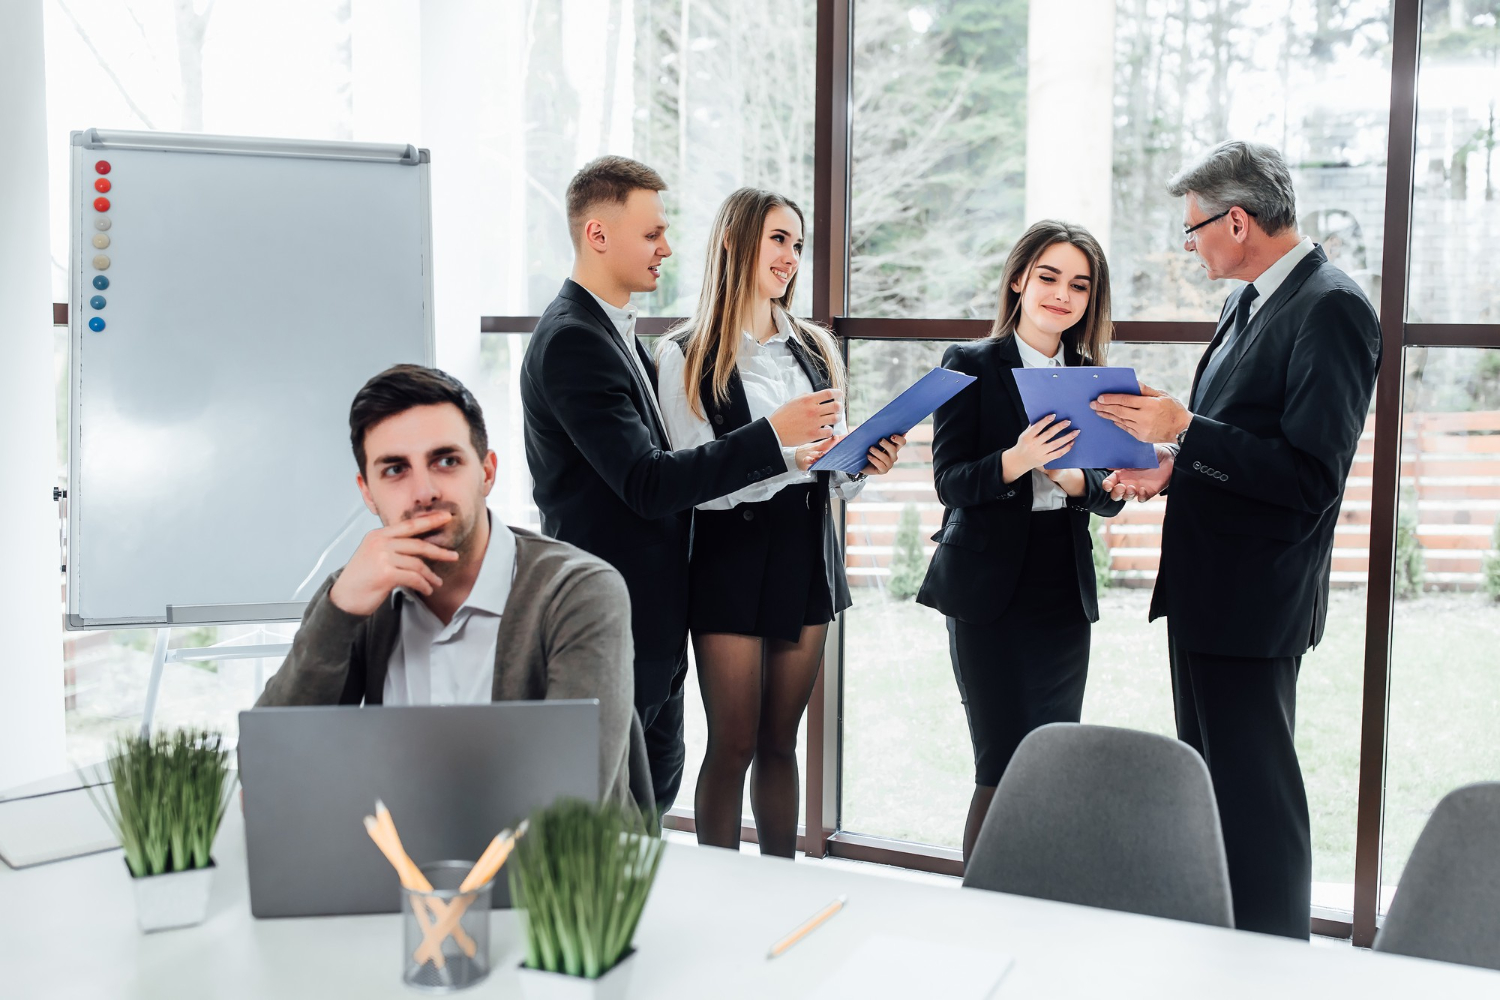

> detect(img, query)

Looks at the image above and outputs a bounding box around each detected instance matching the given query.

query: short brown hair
[349,364,488,475]
[565,155,667,248]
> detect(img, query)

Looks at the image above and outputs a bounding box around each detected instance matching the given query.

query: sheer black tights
[692,625,826,858]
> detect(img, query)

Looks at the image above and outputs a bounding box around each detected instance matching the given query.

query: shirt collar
[395,510,515,618]
[583,287,638,338]
[745,308,795,346]
[1013,332,1066,368]
[1250,235,1315,305]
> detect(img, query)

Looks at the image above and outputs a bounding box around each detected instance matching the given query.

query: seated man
[257,364,651,816]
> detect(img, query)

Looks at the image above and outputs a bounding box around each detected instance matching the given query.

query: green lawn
[838,587,1500,891]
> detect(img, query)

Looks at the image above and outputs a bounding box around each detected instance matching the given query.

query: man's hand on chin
[1091,383,1192,444]
[328,510,459,616]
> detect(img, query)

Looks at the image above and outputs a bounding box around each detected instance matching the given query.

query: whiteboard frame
[64,130,435,629]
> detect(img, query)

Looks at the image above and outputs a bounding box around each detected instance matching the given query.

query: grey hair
[1167,140,1298,236]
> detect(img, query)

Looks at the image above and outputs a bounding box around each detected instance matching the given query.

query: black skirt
[947,508,1090,786]
[688,481,852,642]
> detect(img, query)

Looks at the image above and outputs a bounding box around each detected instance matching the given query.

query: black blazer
[668,332,852,615]
[520,279,785,701]
[917,336,1125,625]
[1150,245,1381,658]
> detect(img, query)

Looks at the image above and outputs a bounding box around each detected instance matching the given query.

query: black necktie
[1194,284,1260,408]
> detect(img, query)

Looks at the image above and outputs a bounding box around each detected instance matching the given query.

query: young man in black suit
[519,156,842,816]
[1092,140,1381,939]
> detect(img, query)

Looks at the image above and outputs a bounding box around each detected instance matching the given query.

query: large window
[1382,347,1500,905]
[478,1,817,318]
[848,0,1392,321]
[1409,6,1500,322]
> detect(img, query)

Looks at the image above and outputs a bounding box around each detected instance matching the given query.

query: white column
[416,0,506,389]
[1024,0,1115,250]
[0,0,67,788]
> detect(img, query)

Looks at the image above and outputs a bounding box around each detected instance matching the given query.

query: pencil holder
[401,861,493,993]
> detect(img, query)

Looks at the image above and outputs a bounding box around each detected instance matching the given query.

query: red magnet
[94,178,111,193]
[93,196,111,212]
[95,160,111,175]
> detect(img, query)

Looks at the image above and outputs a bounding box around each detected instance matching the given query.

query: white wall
[1024,0,1115,249]
[0,0,67,788]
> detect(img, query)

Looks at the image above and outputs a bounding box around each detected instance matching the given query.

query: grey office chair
[1374,782,1500,971]
[961,723,1233,928]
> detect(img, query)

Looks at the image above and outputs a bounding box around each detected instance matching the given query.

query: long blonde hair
[991,220,1113,366]
[671,188,845,419]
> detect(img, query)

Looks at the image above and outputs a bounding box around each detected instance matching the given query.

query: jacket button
[713,414,724,425]
[743,509,754,521]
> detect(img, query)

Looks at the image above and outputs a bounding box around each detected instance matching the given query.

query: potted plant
[510,799,665,999]
[84,728,237,932]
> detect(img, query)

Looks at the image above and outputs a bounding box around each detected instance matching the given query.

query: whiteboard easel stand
[140,630,293,740]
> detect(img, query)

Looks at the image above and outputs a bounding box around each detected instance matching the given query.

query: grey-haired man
[1092,141,1381,938]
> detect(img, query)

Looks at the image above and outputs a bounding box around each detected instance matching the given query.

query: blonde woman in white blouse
[657,188,905,856]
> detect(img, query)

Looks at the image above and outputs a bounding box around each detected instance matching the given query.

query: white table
[2,808,1496,999]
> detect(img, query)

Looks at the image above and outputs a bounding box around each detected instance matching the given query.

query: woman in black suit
[656,188,905,856]
[916,220,1126,863]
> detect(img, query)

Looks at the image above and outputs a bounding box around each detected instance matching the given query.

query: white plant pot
[517,949,636,1000]
[129,859,215,933]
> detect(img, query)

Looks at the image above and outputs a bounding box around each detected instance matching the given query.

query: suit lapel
[361,594,404,704]
[1195,247,1326,414]
[993,335,1033,427]
[1189,297,1238,405]
[558,279,670,448]
[786,335,832,393]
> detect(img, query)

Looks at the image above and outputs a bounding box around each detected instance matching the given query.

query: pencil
[767,895,847,959]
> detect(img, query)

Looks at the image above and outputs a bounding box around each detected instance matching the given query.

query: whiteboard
[66,129,433,628]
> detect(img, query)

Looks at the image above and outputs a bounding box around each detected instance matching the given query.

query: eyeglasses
[1183,207,1257,243]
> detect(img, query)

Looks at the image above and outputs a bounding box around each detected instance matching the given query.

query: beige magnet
[94,216,112,231]
[92,233,111,249]
[92,254,111,270]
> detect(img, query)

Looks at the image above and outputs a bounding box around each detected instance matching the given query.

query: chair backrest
[1374,782,1500,971]
[961,723,1233,928]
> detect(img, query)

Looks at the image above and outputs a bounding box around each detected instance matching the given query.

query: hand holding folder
[811,367,976,475]
[1010,367,1159,470]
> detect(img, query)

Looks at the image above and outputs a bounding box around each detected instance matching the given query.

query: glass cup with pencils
[363,800,527,993]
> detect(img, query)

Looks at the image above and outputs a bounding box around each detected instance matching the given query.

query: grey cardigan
[255,526,653,817]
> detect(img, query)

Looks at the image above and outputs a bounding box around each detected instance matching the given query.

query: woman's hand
[1043,467,1086,497]
[860,434,906,475]
[794,437,836,472]
[1002,415,1078,482]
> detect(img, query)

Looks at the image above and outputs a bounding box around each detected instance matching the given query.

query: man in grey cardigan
[256,364,652,818]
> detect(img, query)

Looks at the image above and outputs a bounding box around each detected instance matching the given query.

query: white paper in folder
[809,933,1012,999]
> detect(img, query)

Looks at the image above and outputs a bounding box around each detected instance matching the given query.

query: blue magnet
[88,317,105,332]
[92,275,109,290]
[90,295,106,309]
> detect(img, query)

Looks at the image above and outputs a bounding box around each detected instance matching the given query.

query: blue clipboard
[811,367,977,474]
[1010,366,1159,470]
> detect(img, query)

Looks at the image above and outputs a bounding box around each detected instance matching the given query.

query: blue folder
[811,367,977,474]
[1010,366,1159,470]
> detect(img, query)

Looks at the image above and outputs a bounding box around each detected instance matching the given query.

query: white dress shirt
[383,513,516,705]
[1203,236,1316,369]
[583,287,671,443]
[1012,333,1069,512]
[656,309,867,511]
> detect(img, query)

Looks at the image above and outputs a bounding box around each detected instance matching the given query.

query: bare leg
[963,784,997,866]
[751,624,827,858]
[692,632,764,850]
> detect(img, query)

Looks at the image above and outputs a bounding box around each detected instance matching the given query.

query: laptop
[237,701,599,918]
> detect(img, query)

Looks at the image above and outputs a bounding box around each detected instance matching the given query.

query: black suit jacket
[1151,245,1381,657]
[520,279,785,702]
[916,335,1125,625]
